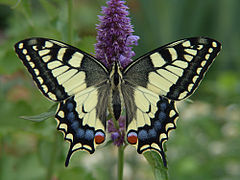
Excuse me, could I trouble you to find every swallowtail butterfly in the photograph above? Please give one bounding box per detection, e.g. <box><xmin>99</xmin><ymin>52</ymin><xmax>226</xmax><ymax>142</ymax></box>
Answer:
<box><xmin>15</xmin><ymin>37</ymin><xmax>221</xmax><ymax>167</ymax></box>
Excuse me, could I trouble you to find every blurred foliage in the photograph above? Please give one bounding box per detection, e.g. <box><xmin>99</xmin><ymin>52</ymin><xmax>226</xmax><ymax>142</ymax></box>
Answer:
<box><xmin>0</xmin><ymin>0</ymin><xmax>240</xmax><ymax>180</ymax></box>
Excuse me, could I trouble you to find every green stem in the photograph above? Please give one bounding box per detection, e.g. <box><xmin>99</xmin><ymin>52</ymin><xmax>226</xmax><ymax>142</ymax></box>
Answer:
<box><xmin>118</xmin><ymin>145</ymin><xmax>125</xmax><ymax>180</ymax></box>
<box><xmin>68</xmin><ymin>0</ymin><xmax>73</xmax><ymax>44</ymax></box>
<box><xmin>46</xmin><ymin>132</ymin><xmax>58</xmax><ymax>180</ymax></box>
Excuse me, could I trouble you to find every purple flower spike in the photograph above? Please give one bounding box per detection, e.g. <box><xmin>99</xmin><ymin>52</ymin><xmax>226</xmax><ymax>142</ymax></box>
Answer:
<box><xmin>95</xmin><ymin>0</ymin><xmax>139</xmax><ymax>68</ymax></box>
<box><xmin>108</xmin><ymin>116</ymin><xmax>126</xmax><ymax>147</ymax></box>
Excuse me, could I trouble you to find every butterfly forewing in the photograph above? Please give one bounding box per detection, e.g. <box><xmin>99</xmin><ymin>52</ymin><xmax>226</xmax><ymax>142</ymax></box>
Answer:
<box><xmin>124</xmin><ymin>37</ymin><xmax>221</xmax><ymax>100</ymax></box>
<box><xmin>15</xmin><ymin>38</ymin><xmax>108</xmax><ymax>101</ymax></box>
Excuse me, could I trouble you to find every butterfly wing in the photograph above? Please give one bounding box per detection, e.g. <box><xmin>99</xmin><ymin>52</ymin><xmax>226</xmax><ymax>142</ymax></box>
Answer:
<box><xmin>122</xmin><ymin>37</ymin><xmax>221</xmax><ymax>166</ymax></box>
<box><xmin>123</xmin><ymin>37</ymin><xmax>221</xmax><ymax>100</ymax></box>
<box><xmin>56</xmin><ymin>84</ymin><xmax>109</xmax><ymax>166</ymax></box>
<box><xmin>122</xmin><ymin>83</ymin><xmax>178</xmax><ymax>166</ymax></box>
<box><xmin>15</xmin><ymin>38</ymin><xmax>108</xmax><ymax>101</ymax></box>
<box><xmin>15</xmin><ymin>38</ymin><xmax>110</xmax><ymax>166</ymax></box>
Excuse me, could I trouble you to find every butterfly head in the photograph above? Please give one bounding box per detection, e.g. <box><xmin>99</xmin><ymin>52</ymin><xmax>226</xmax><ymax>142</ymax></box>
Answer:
<box><xmin>110</xmin><ymin>61</ymin><xmax>123</xmax><ymax>88</ymax></box>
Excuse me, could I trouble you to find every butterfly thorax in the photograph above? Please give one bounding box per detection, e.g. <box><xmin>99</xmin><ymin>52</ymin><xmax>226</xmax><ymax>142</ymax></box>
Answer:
<box><xmin>109</xmin><ymin>62</ymin><xmax>124</xmax><ymax>120</ymax></box>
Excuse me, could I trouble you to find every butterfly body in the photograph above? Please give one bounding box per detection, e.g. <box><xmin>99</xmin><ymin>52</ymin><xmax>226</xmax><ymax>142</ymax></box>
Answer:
<box><xmin>109</xmin><ymin>61</ymin><xmax>124</xmax><ymax>121</ymax></box>
<box><xmin>15</xmin><ymin>37</ymin><xmax>221</xmax><ymax>167</ymax></box>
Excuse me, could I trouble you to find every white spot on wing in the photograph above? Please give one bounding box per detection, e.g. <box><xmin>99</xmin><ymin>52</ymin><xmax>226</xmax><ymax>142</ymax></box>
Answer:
<box><xmin>18</xmin><ymin>43</ymin><xmax>24</xmax><ymax>49</ymax></box>
<box><xmin>39</xmin><ymin>49</ymin><xmax>50</xmax><ymax>56</ymax></box>
<box><xmin>159</xmin><ymin>133</ymin><xmax>167</xmax><ymax>141</ymax></box>
<box><xmin>59</xmin><ymin>123</ymin><xmax>68</xmax><ymax>131</ymax></box>
<box><xmin>29</xmin><ymin>62</ymin><xmax>35</xmax><ymax>68</ymax></box>
<box><xmin>197</xmin><ymin>45</ymin><xmax>203</xmax><ymax>50</ymax></box>
<box><xmin>184</xmin><ymin>54</ymin><xmax>193</xmax><ymax>61</ymax></box>
<box><xmin>172</xmin><ymin>60</ymin><xmax>188</xmax><ymax>69</ymax></box>
<box><xmin>58</xmin><ymin>110</ymin><xmax>64</xmax><ymax>118</ymax></box>
<box><xmin>32</xmin><ymin>45</ymin><xmax>38</xmax><ymax>51</ymax></box>
<box><xmin>205</xmin><ymin>54</ymin><xmax>210</xmax><ymax>59</ymax></box>
<box><xmin>212</xmin><ymin>41</ymin><xmax>217</xmax><ymax>47</ymax></box>
<box><xmin>192</xmin><ymin>75</ymin><xmax>198</xmax><ymax>83</ymax></box>
<box><xmin>48</xmin><ymin>92</ymin><xmax>57</xmax><ymax>100</ymax></box>
<box><xmin>37</xmin><ymin>77</ymin><xmax>44</xmax><ymax>84</ymax></box>
<box><xmin>182</xmin><ymin>41</ymin><xmax>191</xmax><ymax>47</ymax></box>
<box><xmin>66</xmin><ymin>133</ymin><xmax>73</xmax><ymax>141</ymax></box>
<box><xmin>68</xmin><ymin>52</ymin><xmax>84</xmax><ymax>67</ymax></box>
<box><xmin>42</xmin><ymin>84</ymin><xmax>48</xmax><ymax>93</ymax></box>
<box><xmin>208</xmin><ymin>48</ymin><xmax>213</xmax><ymax>53</ymax></box>
<box><xmin>47</xmin><ymin>61</ymin><xmax>62</xmax><ymax>69</ymax></box>
<box><xmin>185</xmin><ymin>49</ymin><xmax>197</xmax><ymax>56</ymax></box>
<box><xmin>150</xmin><ymin>52</ymin><xmax>165</xmax><ymax>67</ymax></box>
<box><xmin>34</xmin><ymin>68</ymin><xmax>40</xmax><ymax>75</ymax></box>
<box><xmin>169</xmin><ymin>110</ymin><xmax>176</xmax><ymax>118</ymax></box>
<box><xmin>165</xmin><ymin>123</ymin><xmax>175</xmax><ymax>131</ymax></box>
<box><xmin>42</xmin><ymin>55</ymin><xmax>51</xmax><ymax>62</ymax></box>
<box><xmin>179</xmin><ymin>91</ymin><xmax>188</xmax><ymax>99</ymax></box>
<box><xmin>201</xmin><ymin>60</ymin><xmax>207</xmax><ymax>67</ymax></box>
<box><xmin>168</xmin><ymin>47</ymin><xmax>178</xmax><ymax>60</ymax></box>
<box><xmin>197</xmin><ymin>67</ymin><xmax>202</xmax><ymax>74</ymax></box>
<box><xmin>26</xmin><ymin>55</ymin><xmax>31</xmax><ymax>61</ymax></box>
<box><xmin>22</xmin><ymin>49</ymin><xmax>27</xmax><ymax>54</ymax></box>
<box><xmin>45</xmin><ymin>41</ymin><xmax>54</xmax><ymax>48</ymax></box>
<box><xmin>72</xmin><ymin>143</ymin><xmax>82</xmax><ymax>151</ymax></box>
<box><xmin>57</xmin><ymin>48</ymin><xmax>67</xmax><ymax>60</ymax></box>
<box><xmin>188</xmin><ymin>83</ymin><xmax>194</xmax><ymax>92</ymax></box>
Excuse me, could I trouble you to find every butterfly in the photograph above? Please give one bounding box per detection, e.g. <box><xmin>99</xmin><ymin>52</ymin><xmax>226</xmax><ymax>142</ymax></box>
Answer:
<box><xmin>15</xmin><ymin>37</ymin><xmax>221</xmax><ymax>167</ymax></box>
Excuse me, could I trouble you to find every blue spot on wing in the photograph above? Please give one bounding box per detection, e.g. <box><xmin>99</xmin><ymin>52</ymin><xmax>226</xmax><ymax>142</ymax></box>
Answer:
<box><xmin>76</xmin><ymin>129</ymin><xmax>85</xmax><ymax>139</ymax></box>
<box><xmin>148</xmin><ymin>129</ymin><xmax>157</xmax><ymax>138</ymax></box>
<box><xmin>154</xmin><ymin>120</ymin><xmax>162</xmax><ymax>130</ymax></box>
<box><xmin>85</xmin><ymin>129</ymin><xmax>94</xmax><ymax>140</ymax></box>
<box><xmin>160</xmin><ymin>102</ymin><xmax>167</xmax><ymax>111</ymax></box>
<box><xmin>67</xmin><ymin>102</ymin><xmax>74</xmax><ymax>111</ymax></box>
<box><xmin>138</xmin><ymin>130</ymin><xmax>148</xmax><ymax>141</ymax></box>
<box><xmin>67</xmin><ymin>112</ymin><xmax>75</xmax><ymax>122</ymax></box>
<box><xmin>158</xmin><ymin>112</ymin><xmax>166</xmax><ymax>120</ymax></box>
<box><xmin>71</xmin><ymin>121</ymin><xmax>79</xmax><ymax>131</ymax></box>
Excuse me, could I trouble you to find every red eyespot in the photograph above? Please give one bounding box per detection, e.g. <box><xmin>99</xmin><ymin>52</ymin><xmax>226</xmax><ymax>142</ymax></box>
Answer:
<box><xmin>95</xmin><ymin>131</ymin><xmax>105</xmax><ymax>144</ymax></box>
<box><xmin>127</xmin><ymin>131</ymin><xmax>138</xmax><ymax>144</ymax></box>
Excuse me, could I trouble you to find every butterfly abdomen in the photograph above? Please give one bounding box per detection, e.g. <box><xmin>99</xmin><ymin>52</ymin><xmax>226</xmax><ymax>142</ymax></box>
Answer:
<box><xmin>111</xmin><ymin>89</ymin><xmax>122</xmax><ymax>120</ymax></box>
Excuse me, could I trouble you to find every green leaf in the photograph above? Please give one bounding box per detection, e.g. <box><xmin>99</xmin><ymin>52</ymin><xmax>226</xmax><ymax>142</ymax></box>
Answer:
<box><xmin>20</xmin><ymin>103</ymin><xmax>57</xmax><ymax>122</ymax></box>
<box><xmin>144</xmin><ymin>151</ymin><xmax>168</xmax><ymax>180</ymax></box>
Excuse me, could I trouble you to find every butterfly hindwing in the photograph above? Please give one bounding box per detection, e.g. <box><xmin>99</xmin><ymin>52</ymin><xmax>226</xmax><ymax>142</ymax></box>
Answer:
<box><xmin>124</xmin><ymin>37</ymin><xmax>221</xmax><ymax>100</ymax></box>
<box><xmin>56</xmin><ymin>84</ymin><xmax>109</xmax><ymax>166</ymax></box>
<box><xmin>122</xmin><ymin>83</ymin><xmax>178</xmax><ymax>166</ymax></box>
<box><xmin>15</xmin><ymin>38</ymin><xmax>108</xmax><ymax>101</ymax></box>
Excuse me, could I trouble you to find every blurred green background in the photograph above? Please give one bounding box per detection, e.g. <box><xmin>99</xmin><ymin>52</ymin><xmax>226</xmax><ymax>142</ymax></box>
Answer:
<box><xmin>0</xmin><ymin>0</ymin><xmax>239</xmax><ymax>180</ymax></box>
